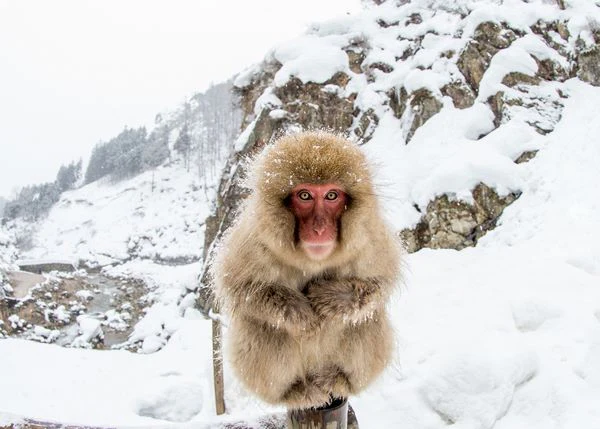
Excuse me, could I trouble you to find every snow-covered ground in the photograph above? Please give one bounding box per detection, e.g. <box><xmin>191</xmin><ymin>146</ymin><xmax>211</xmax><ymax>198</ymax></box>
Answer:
<box><xmin>0</xmin><ymin>320</ymin><xmax>214</xmax><ymax>427</ymax></box>
<box><xmin>2</xmin><ymin>0</ymin><xmax>600</xmax><ymax>427</ymax></box>
<box><xmin>1</xmin><ymin>80</ymin><xmax>598</xmax><ymax>428</ymax></box>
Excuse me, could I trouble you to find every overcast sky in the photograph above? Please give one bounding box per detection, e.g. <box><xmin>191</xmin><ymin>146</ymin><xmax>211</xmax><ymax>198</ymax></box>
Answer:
<box><xmin>0</xmin><ymin>0</ymin><xmax>361</xmax><ymax>199</ymax></box>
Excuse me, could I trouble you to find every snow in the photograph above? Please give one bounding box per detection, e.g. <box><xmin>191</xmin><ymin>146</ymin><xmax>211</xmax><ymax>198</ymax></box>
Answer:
<box><xmin>479</xmin><ymin>118</ymin><xmax>541</xmax><ymax>161</ymax></box>
<box><xmin>234</xmin><ymin>116</ymin><xmax>258</xmax><ymax>152</ymax></box>
<box><xmin>460</xmin><ymin>0</ymin><xmax>557</xmax><ymax>36</ymax></box>
<box><xmin>421</xmin><ymin>336</ymin><xmax>538</xmax><ymax>429</ymax></box>
<box><xmin>348</xmin><ymin>80</ymin><xmax>600</xmax><ymax>429</ymax></box>
<box><xmin>271</xmin><ymin>34</ymin><xmax>350</xmax><ymax>86</ymax></box>
<box><xmin>71</xmin><ymin>315</ymin><xmax>103</xmax><ymax>348</ymax></box>
<box><xmin>363</xmin><ymin>100</ymin><xmax>523</xmax><ymax>221</ymax></box>
<box><xmin>75</xmin><ymin>289</ymin><xmax>94</xmax><ymax>300</ymax></box>
<box><xmin>481</xmin><ymin>80</ymin><xmax>600</xmax><ymax>274</ymax></box>
<box><xmin>254</xmin><ymin>88</ymin><xmax>282</xmax><ymax>116</ymax></box>
<box><xmin>0</xmin><ymin>319</ymin><xmax>214</xmax><ymax>427</ymax></box>
<box><xmin>476</xmin><ymin>34</ymin><xmax>570</xmax><ymax>101</ymax></box>
<box><xmin>476</xmin><ymin>42</ymin><xmax>540</xmax><ymax>100</ymax></box>
<box><xmin>103</xmin><ymin>259</ymin><xmax>203</xmax><ymax>351</ymax></box>
<box><xmin>233</xmin><ymin>63</ymin><xmax>263</xmax><ymax>89</ymax></box>
<box><xmin>0</xmin><ymin>227</ymin><xmax>18</xmax><ymax>292</ymax></box>
<box><xmin>44</xmin><ymin>304</ymin><xmax>71</xmax><ymax>325</ymax></box>
<box><xmin>136</xmin><ymin>375</ymin><xmax>204</xmax><ymax>423</ymax></box>
<box><xmin>20</xmin><ymin>162</ymin><xmax>210</xmax><ymax>266</ymax></box>
<box><xmin>2</xmin><ymin>0</ymin><xmax>600</xmax><ymax>428</ymax></box>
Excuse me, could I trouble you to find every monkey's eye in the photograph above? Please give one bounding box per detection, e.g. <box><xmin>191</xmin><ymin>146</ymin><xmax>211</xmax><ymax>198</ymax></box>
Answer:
<box><xmin>325</xmin><ymin>191</ymin><xmax>339</xmax><ymax>200</ymax></box>
<box><xmin>297</xmin><ymin>190</ymin><xmax>312</xmax><ymax>201</ymax></box>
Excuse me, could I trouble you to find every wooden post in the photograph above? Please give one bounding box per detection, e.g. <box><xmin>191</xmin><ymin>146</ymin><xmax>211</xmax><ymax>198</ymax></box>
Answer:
<box><xmin>212</xmin><ymin>317</ymin><xmax>226</xmax><ymax>415</ymax></box>
<box><xmin>287</xmin><ymin>398</ymin><xmax>353</xmax><ymax>429</ymax></box>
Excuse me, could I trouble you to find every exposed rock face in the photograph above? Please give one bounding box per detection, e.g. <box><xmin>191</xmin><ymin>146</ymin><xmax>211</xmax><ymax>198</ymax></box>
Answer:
<box><xmin>388</xmin><ymin>86</ymin><xmax>408</xmax><ymax>119</ymax></box>
<box><xmin>274</xmin><ymin>73</ymin><xmax>355</xmax><ymax>132</ymax></box>
<box><xmin>390</xmin><ymin>87</ymin><xmax>446</xmax><ymax>143</ymax></box>
<box><xmin>236</xmin><ymin>62</ymin><xmax>281</xmax><ymax>129</ymax></box>
<box><xmin>400</xmin><ymin>184</ymin><xmax>521</xmax><ymax>253</ymax></box>
<box><xmin>577</xmin><ymin>46</ymin><xmax>600</xmax><ymax>86</ymax></box>
<box><xmin>354</xmin><ymin>108</ymin><xmax>379</xmax><ymax>141</ymax></box>
<box><xmin>405</xmin><ymin>89</ymin><xmax>443</xmax><ymax>142</ymax></box>
<box><xmin>441</xmin><ymin>82</ymin><xmax>475</xmax><ymax>109</ymax></box>
<box><xmin>346</xmin><ymin>49</ymin><xmax>366</xmax><ymax>74</ymax></box>
<box><xmin>515</xmin><ymin>150</ymin><xmax>538</xmax><ymax>164</ymax></box>
<box><xmin>457</xmin><ymin>22</ymin><xmax>517</xmax><ymax>93</ymax></box>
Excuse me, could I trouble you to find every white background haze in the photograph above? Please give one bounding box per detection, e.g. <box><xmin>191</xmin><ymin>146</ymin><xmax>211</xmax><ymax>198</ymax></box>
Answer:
<box><xmin>0</xmin><ymin>0</ymin><xmax>361</xmax><ymax>198</ymax></box>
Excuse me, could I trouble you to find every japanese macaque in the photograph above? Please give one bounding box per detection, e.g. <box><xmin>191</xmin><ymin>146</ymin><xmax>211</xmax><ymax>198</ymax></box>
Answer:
<box><xmin>213</xmin><ymin>131</ymin><xmax>401</xmax><ymax>409</ymax></box>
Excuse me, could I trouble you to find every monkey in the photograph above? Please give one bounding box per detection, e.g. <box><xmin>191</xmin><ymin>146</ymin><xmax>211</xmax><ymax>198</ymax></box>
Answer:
<box><xmin>212</xmin><ymin>131</ymin><xmax>401</xmax><ymax>410</ymax></box>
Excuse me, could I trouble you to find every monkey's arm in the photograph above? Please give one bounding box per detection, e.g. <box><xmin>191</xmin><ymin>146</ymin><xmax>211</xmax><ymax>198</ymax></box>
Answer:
<box><xmin>232</xmin><ymin>282</ymin><xmax>319</xmax><ymax>336</ymax></box>
<box><xmin>305</xmin><ymin>277</ymin><xmax>387</xmax><ymax>323</ymax></box>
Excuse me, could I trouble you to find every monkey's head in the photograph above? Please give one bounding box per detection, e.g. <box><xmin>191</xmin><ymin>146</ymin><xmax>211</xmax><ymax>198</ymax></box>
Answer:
<box><xmin>249</xmin><ymin>131</ymin><xmax>376</xmax><ymax>269</ymax></box>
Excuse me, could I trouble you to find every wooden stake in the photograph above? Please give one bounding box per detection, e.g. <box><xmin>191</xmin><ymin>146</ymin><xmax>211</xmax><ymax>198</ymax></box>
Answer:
<box><xmin>212</xmin><ymin>317</ymin><xmax>226</xmax><ymax>415</ymax></box>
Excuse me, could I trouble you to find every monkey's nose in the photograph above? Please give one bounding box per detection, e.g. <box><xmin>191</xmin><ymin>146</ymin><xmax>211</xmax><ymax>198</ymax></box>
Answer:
<box><xmin>313</xmin><ymin>215</ymin><xmax>327</xmax><ymax>235</ymax></box>
<box><xmin>313</xmin><ymin>225</ymin><xmax>326</xmax><ymax>236</ymax></box>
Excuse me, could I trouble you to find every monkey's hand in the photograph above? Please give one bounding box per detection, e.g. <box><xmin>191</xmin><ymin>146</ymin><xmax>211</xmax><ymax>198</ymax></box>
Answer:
<box><xmin>305</xmin><ymin>278</ymin><xmax>382</xmax><ymax>324</ymax></box>
<box><xmin>244</xmin><ymin>284</ymin><xmax>319</xmax><ymax>336</ymax></box>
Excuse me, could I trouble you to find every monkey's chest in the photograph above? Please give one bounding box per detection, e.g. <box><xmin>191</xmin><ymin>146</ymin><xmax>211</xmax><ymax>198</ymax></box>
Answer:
<box><xmin>294</xmin><ymin>325</ymin><xmax>350</xmax><ymax>364</ymax></box>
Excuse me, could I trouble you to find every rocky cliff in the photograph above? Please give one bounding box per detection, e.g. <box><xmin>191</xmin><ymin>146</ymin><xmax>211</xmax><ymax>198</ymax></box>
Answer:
<box><xmin>196</xmin><ymin>0</ymin><xmax>600</xmax><ymax>308</ymax></box>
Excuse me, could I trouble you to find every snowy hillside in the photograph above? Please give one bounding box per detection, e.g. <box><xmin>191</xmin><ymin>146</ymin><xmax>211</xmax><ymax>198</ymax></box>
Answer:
<box><xmin>0</xmin><ymin>81</ymin><xmax>241</xmax><ymax>348</ymax></box>
<box><xmin>0</xmin><ymin>83</ymin><xmax>243</xmax><ymax>351</ymax></box>
<box><xmin>23</xmin><ymin>163</ymin><xmax>209</xmax><ymax>266</ymax></box>
<box><xmin>2</xmin><ymin>0</ymin><xmax>600</xmax><ymax>428</ymax></box>
<box><xmin>1</xmin><ymin>80</ymin><xmax>240</xmax><ymax>266</ymax></box>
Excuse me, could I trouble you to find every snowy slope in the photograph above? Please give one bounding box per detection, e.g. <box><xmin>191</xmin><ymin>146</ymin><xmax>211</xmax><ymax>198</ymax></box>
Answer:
<box><xmin>22</xmin><ymin>162</ymin><xmax>210</xmax><ymax>266</ymax></box>
<box><xmin>2</xmin><ymin>0</ymin><xmax>600</xmax><ymax>428</ymax></box>
<box><xmin>4</xmin><ymin>79</ymin><xmax>240</xmax><ymax>268</ymax></box>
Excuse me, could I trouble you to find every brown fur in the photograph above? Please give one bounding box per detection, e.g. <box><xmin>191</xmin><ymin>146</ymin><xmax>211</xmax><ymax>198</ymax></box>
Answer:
<box><xmin>213</xmin><ymin>131</ymin><xmax>401</xmax><ymax>409</ymax></box>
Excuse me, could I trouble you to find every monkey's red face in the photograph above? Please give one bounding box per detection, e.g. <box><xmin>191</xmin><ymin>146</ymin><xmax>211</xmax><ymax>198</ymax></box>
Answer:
<box><xmin>289</xmin><ymin>183</ymin><xmax>347</xmax><ymax>261</ymax></box>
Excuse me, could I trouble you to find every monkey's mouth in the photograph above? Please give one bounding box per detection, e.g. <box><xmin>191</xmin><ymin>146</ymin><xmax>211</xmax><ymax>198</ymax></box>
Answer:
<box><xmin>302</xmin><ymin>241</ymin><xmax>336</xmax><ymax>260</ymax></box>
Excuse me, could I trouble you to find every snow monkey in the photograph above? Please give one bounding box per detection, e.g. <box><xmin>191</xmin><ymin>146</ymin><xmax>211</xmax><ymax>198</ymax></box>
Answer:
<box><xmin>213</xmin><ymin>131</ymin><xmax>401</xmax><ymax>409</ymax></box>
